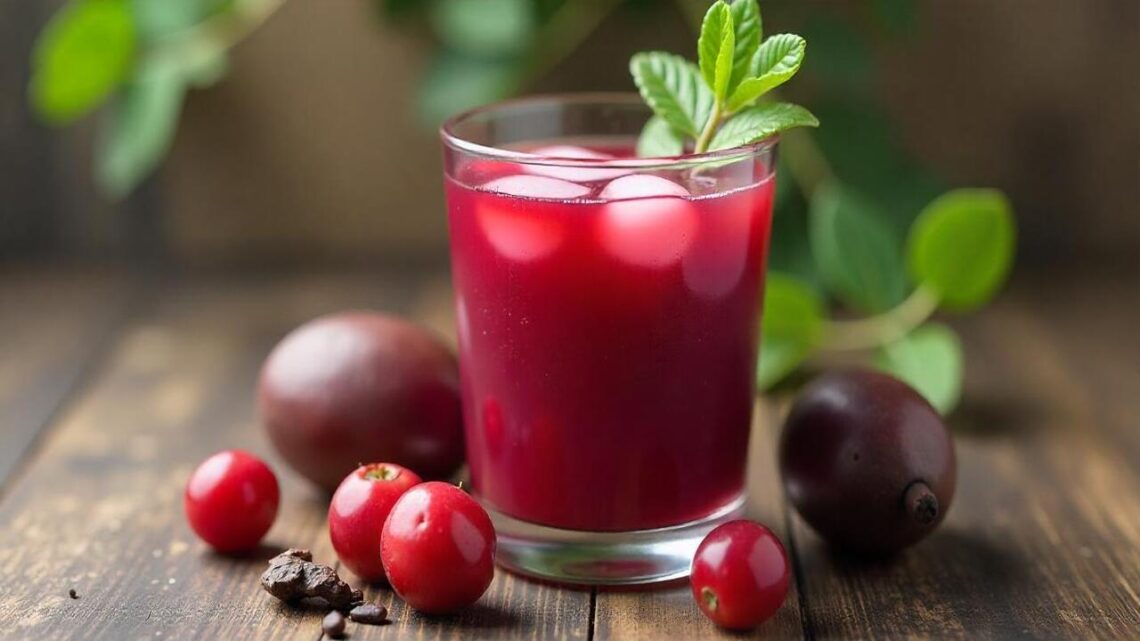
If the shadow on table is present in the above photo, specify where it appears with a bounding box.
[204,543,288,565]
[952,394,1049,440]
[409,603,520,629]
[822,526,1030,597]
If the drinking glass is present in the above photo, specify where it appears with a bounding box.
[441,94,777,585]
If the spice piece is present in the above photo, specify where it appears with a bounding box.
[322,611,346,639]
[68,589,79,599]
[348,603,388,625]
[259,548,359,610]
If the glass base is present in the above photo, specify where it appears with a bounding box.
[484,494,746,586]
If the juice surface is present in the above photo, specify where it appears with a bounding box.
[445,143,774,531]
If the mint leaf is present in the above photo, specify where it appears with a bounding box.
[728,0,762,93]
[907,189,1016,311]
[727,34,806,112]
[96,60,186,198]
[709,102,818,150]
[758,272,824,389]
[697,1,734,101]
[637,116,685,157]
[630,52,714,138]
[30,0,137,125]
[875,323,964,415]
[810,182,907,313]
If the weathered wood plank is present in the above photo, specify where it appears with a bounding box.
[0,273,426,641]
[592,401,806,641]
[340,572,591,641]
[0,267,134,491]
[788,282,1140,640]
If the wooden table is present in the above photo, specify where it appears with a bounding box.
[0,265,1137,640]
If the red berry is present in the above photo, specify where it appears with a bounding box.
[329,463,422,582]
[381,482,496,614]
[690,520,790,630]
[184,450,279,552]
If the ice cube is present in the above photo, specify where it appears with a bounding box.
[522,145,631,183]
[683,178,773,299]
[682,206,751,299]
[481,174,592,200]
[457,158,523,184]
[598,175,698,268]
[477,178,574,262]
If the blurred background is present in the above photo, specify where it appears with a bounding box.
[2,0,1137,275]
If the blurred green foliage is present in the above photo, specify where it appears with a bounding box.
[29,0,274,197]
[378,0,1017,412]
[29,0,1016,412]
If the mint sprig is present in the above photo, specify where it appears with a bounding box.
[631,0,817,156]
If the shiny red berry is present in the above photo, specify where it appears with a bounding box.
[329,463,422,582]
[381,482,496,614]
[184,450,279,552]
[690,520,790,630]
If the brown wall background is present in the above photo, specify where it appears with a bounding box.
[4,0,1139,270]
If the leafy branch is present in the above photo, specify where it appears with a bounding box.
[630,0,817,157]
[28,0,286,197]
[662,0,1016,415]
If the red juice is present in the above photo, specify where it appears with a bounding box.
[445,143,774,532]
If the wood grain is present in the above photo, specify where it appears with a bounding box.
[1,270,1138,640]
[0,273,424,640]
[592,402,805,641]
[788,279,1140,640]
[0,267,135,491]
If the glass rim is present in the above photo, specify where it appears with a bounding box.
[439,92,778,170]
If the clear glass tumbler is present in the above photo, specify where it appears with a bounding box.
[441,94,777,585]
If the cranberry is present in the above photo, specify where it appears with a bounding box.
[381,482,496,614]
[329,463,422,582]
[184,450,279,552]
[690,520,790,630]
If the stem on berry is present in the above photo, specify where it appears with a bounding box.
[701,586,719,611]
[903,481,939,526]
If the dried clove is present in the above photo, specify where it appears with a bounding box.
[348,602,388,625]
[322,611,346,639]
[259,548,359,610]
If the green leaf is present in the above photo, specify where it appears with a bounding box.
[417,54,518,126]
[630,52,714,138]
[810,182,907,312]
[758,273,824,389]
[30,0,137,125]
[727,34,806,112]
[96,61,186,198]
[131,0,200,40]
[907,189,1015,311]
[636,116,685,157]
[431,0,533,57]
[727,0,761,93]
[709,102,818,150]
[697,1,734,101]
[875,323,964,414]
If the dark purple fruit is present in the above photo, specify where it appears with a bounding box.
[259,312,464,492]
[779,369,956,555]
